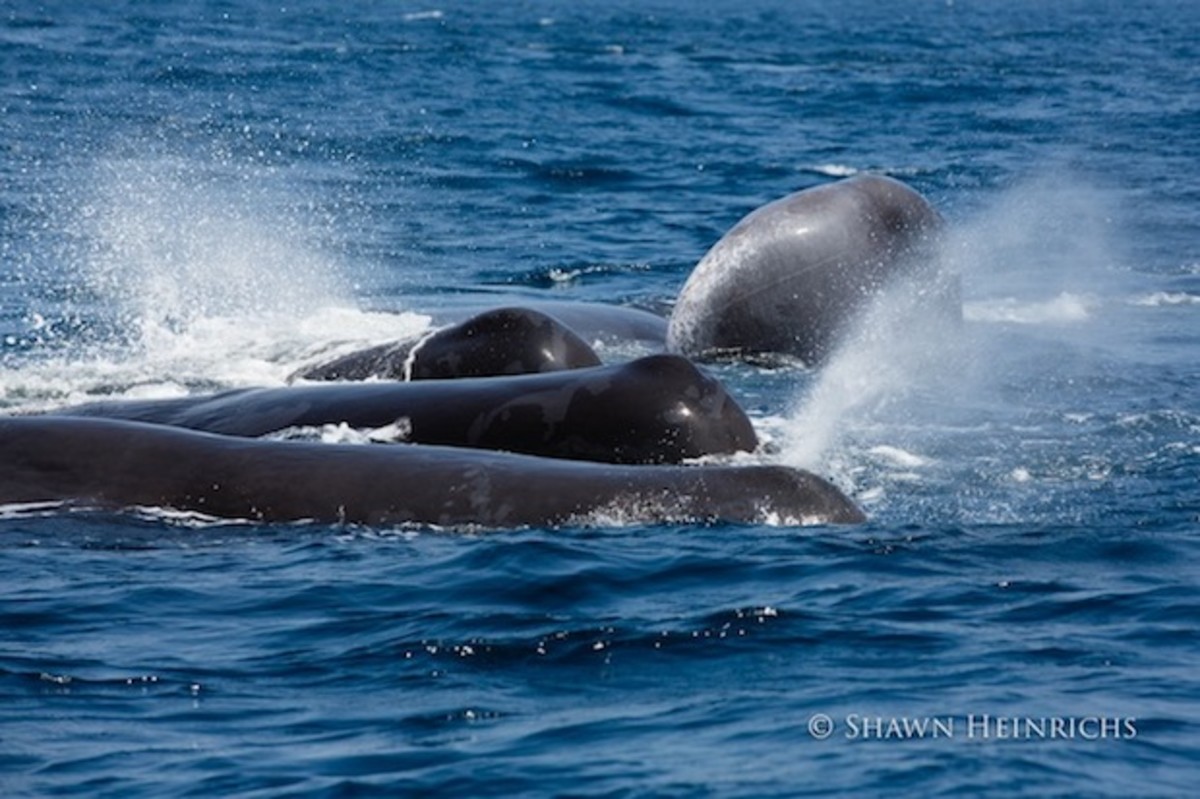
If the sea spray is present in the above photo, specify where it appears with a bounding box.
[1,148,430,406]
[77,152,349,336]
[779,271,962,476]
[947,173,1124,301]
[779,172,1132,519]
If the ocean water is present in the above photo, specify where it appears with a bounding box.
[2,1,1198,795]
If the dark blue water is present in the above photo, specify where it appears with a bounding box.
[3,1,1198,795]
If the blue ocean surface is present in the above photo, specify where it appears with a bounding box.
[2,1,1198,795]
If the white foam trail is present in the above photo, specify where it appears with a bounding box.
[266,419,414,445]
[0,306,431,411]
[809,164,860,178]
[1130,291,1200,307]
[964,292,1098,324]
[403,10,444,22]
[868,445,933,468]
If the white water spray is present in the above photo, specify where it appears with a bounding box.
[2,149,430,408]
[779,172,1128,500]
[79,153,348,335]
[779,273,962,474]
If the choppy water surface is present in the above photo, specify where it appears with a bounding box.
[2,1,1198,796]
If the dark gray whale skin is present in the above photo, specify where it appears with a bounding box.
[0,416,865,527]
[51,354,758,465]
[435,300,668,348]
[298,306,603,382]
[667,174,948,365]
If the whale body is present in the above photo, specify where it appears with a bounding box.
[298,306,603,382]
[0,176,962,530]
[52,355,758,465]
[667,174,946,364]
[0,416,865,528]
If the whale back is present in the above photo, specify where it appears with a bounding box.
[667,175,944,365]
[297,306,602,382]
[52,354,758,465]
[0,416,862,528]
[410,306,601,380]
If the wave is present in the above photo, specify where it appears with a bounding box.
[1130,291,1200,307]
[403,10,444,22]
[799,164,929,179]
[806,163,860,177]
[868,445,934,469]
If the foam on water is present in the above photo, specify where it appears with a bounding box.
[964,292,1098,325]
[807,163,860,177]
[1,304,431,410]
[1130,291,1200,307]
[265,419,414,445]
[868,444,933,469]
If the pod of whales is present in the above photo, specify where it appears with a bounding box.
[55,355,757,465]
[299,306,603,382]
[298,302,669,382]
[0,417,865,527]
[3,175,958,528]
[305,175,949,376]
